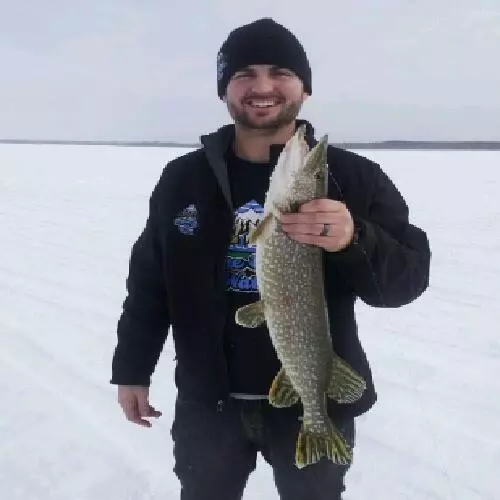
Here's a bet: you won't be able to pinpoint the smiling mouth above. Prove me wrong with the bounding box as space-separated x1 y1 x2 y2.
244 98 282 108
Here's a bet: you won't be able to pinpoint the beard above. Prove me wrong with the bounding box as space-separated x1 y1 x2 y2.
226 98 303 131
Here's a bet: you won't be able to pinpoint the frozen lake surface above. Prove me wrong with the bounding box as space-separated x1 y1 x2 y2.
1 143 499 499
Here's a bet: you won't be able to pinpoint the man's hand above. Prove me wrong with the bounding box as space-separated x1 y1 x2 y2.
117 385 162 428
279 198 355 252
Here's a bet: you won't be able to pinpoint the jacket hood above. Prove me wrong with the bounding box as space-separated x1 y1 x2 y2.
199 119 318 211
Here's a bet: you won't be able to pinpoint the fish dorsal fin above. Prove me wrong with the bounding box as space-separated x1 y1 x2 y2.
327 352 366 403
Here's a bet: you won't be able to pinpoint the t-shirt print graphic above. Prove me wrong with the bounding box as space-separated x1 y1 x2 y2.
226 200 264 293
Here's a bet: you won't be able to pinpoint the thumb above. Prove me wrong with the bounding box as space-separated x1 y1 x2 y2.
137 393 162 418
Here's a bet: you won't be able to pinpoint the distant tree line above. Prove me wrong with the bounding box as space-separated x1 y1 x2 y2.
1 139 499 150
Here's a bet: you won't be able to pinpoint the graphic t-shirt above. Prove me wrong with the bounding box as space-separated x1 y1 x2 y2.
224 147 281 398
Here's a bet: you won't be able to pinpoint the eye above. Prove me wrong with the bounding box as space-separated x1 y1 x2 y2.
232 68 255 79
271 68 294 78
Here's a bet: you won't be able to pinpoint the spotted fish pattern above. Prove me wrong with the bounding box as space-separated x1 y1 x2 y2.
235 126 367 469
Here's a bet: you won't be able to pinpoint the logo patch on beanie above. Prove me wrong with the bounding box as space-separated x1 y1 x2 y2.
217 51 227 81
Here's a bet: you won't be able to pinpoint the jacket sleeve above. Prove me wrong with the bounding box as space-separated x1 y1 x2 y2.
110 179 170 386
326 163 431 307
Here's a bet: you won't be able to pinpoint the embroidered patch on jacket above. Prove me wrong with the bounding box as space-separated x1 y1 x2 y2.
174 204 198 235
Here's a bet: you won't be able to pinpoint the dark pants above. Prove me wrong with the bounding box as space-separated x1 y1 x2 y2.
170 396 356 500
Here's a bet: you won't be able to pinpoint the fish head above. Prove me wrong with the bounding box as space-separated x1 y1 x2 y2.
265 125 329 214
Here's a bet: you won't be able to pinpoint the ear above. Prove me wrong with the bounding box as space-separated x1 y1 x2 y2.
301 92 310 104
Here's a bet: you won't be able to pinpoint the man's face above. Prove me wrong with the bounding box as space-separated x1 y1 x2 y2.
224 64 308 131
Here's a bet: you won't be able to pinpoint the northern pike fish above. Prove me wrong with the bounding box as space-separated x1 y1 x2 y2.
235 125 366 469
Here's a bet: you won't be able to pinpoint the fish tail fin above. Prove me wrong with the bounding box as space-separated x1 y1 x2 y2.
295 419 352 468
327 353 367 404
268 368 300 407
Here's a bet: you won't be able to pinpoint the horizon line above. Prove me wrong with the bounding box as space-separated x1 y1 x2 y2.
1 138 500 150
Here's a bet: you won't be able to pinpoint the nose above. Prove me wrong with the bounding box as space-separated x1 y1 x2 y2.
250 73 275 94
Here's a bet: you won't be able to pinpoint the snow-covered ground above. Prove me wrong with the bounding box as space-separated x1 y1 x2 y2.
1 143 499 500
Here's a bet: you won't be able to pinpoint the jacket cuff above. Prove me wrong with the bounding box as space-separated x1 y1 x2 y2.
109 372 151 387
326 217 376 264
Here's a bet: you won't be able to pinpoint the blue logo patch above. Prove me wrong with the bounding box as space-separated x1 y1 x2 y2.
226 200 264 293
174 204 198 235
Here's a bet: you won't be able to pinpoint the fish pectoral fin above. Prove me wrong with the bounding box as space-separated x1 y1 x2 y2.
327 353 367 404
248 212 273 244
295 421 352 469
235 300 266 328
268 368 300 407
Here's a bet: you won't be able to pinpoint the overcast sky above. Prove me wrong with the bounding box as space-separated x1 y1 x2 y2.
1 0 499 142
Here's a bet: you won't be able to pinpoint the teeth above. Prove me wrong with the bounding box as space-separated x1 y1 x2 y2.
249 99 278 107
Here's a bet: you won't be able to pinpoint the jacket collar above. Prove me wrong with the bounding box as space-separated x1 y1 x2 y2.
200 119 318 211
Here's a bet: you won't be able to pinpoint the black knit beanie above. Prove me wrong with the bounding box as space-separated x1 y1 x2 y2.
216 18 312 99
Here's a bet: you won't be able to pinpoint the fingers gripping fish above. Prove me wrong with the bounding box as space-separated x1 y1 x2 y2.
235 125 366 469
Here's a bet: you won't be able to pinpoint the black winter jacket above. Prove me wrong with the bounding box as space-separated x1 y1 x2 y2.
110 119 431 418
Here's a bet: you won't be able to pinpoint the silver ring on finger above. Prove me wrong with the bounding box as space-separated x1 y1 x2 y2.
320 223 330 236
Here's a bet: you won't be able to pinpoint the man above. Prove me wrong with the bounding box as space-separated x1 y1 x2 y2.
111 18 431 500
